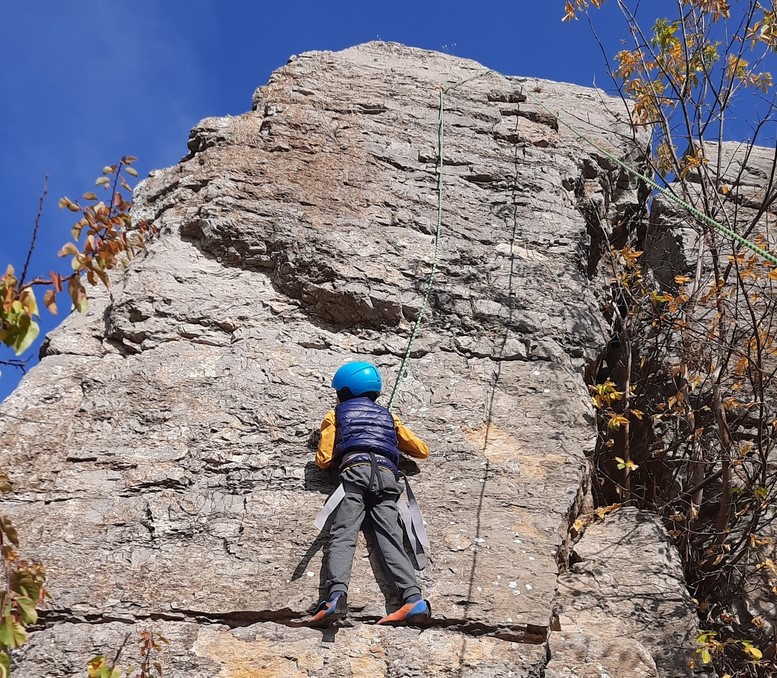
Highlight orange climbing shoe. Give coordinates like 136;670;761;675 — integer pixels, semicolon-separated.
308;592;348;627
377;598;431;625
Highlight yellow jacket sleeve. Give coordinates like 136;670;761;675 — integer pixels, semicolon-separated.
316;409;337;469
392;414;430;459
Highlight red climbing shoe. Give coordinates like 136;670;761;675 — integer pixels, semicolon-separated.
308;592;348;627
377;598;431;625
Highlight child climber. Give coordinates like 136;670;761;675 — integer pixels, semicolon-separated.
310;360;431;626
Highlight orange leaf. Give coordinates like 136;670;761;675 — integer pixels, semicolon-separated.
50;272;62;293
43;289;57;315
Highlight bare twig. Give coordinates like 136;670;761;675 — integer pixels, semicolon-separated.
19;175;48;287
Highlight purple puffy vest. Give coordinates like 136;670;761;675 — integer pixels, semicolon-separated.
333;397;400;470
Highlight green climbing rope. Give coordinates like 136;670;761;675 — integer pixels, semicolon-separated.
387;71;495;409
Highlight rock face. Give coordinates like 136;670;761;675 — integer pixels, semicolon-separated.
547;508;703;678
1;43;701;676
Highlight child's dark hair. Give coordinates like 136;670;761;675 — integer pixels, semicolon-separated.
337;388;379;402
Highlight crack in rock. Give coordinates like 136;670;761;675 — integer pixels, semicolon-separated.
39;608;547;644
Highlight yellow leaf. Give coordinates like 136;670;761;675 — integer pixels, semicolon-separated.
620;246;644;265
607;413;629;430
19;288;38;316
594;503;622;520
95;176;110;187
125;166;138;177
87;657;107;678
13;318;39;355
68;278;88;313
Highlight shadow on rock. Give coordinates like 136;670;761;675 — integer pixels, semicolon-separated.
304;460;338;494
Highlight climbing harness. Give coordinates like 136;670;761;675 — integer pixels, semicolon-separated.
395;473;430;568
314;483;347;531
313;472;430;569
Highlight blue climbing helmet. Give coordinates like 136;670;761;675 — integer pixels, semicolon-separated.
332;361;383;398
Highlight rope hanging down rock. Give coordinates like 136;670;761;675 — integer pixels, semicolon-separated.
387;71;495;409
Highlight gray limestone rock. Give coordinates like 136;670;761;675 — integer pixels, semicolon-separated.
0;42;699;676
547;508;707;678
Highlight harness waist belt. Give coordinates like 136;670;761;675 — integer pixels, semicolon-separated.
339;451;397;474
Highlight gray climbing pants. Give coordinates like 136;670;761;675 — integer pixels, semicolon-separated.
325;464;421;603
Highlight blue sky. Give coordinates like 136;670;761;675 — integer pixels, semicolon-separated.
0;0;718;401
